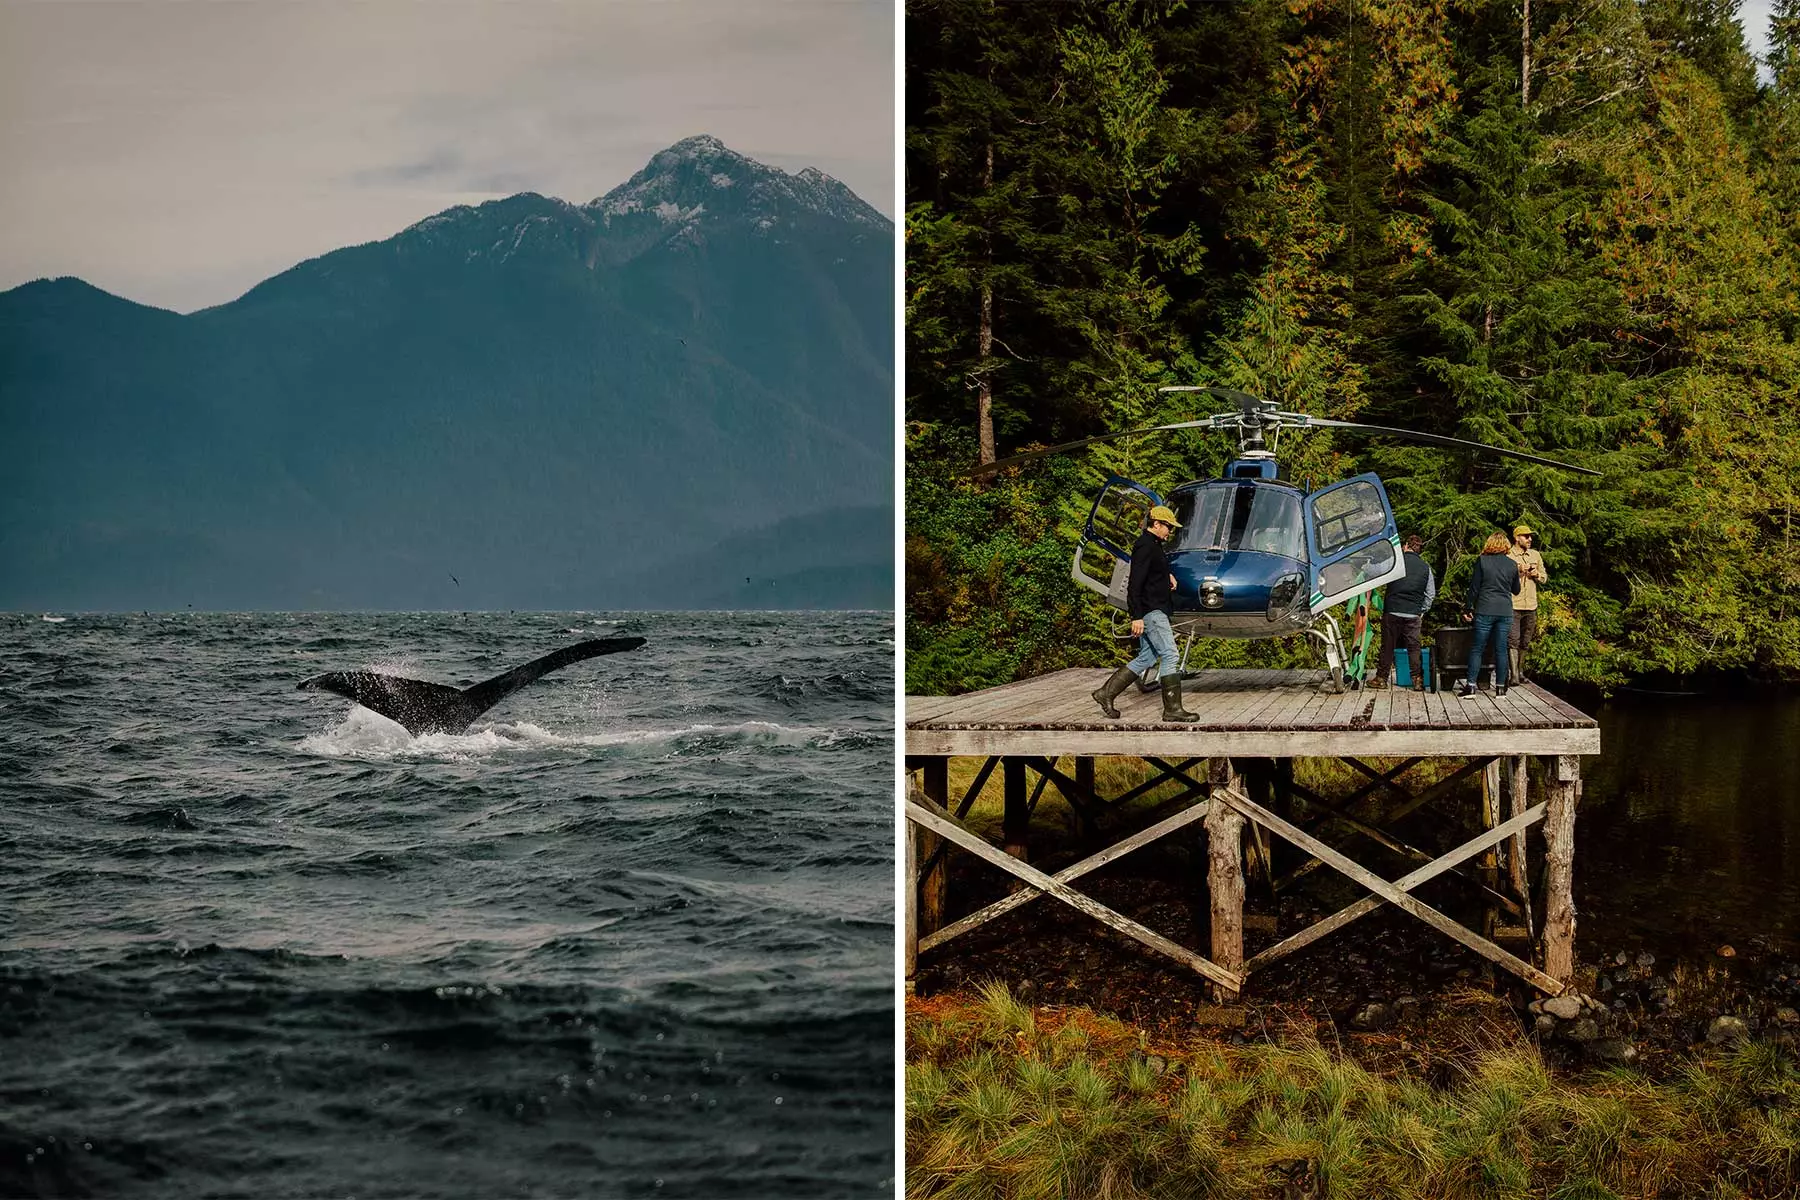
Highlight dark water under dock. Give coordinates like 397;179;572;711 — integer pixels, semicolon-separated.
1579;689;1800;958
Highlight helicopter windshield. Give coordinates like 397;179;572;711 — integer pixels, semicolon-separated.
1173;484;1305;558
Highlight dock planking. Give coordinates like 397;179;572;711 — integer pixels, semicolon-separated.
906;668;1599;759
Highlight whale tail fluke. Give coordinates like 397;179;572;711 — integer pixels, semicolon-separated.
459;637;647;717
298;636;647;736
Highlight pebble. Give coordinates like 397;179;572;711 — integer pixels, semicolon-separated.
1528;999;1544;1016
1635;951;1656;969
1544;995;1584;1020
1706;1016;1751;1046
1585;1038;1639;1065
1534;1014;1556;1033
1566;1017;1601;1043
1352;1002;1394;1031
1776;1008;1799;1026
1614;951;1630;967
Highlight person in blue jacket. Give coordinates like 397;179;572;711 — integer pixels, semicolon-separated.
1458;531;1521;698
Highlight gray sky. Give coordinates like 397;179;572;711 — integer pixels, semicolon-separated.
0;0;894;313
1743;0;1778;82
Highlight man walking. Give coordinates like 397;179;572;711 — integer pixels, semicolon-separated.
1371;534;1435;690
1092;505;1197;722
1508;524;1548;683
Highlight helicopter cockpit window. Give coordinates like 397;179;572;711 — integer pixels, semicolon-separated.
1227;486;1305;559
1172;487;1231;551
1311;481;1388;557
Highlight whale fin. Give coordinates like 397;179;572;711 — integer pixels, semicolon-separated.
299;636;646;736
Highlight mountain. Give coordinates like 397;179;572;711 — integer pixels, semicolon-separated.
0;135;893;610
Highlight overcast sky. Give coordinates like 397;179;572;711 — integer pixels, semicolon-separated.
0;0;894;314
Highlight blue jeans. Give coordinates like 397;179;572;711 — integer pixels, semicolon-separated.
1467;612;1513;687
1126;610;1181;680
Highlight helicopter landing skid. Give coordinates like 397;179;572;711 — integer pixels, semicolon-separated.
1304;617;1354;693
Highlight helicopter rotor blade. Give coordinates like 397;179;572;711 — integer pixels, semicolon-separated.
1157;386;1269;415
964;419;1217;477
1291;416;1601;476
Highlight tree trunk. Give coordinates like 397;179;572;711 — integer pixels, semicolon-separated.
977;140;996;466
1521;0;1533;106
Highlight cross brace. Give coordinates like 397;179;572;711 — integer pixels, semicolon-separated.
1214;786;1563;995
906;790;1242;991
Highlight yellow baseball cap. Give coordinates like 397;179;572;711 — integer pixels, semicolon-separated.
1513;524;1534;538
1148;505;1182;528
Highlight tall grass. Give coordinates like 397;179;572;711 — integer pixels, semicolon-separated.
906;986;1800;1199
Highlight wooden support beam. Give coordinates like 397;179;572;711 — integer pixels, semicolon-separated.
1509;755;1533;938
1002;757;1029;862
1481;759;1503;887
919;756;1000;884
1021;757;1110;833
1246;800;1548;972
905;810;919;988
920;797;1212;952
1205;758;1247;999
1275;757;1492;891
1024;767;1051;820
906;793;1242;991
1542;754;1582;984
1113;756;1205;806
1215;786;1564;995
1276;767;1521;915
918;758;948;935
1344;756;1425;800
956;756;999;819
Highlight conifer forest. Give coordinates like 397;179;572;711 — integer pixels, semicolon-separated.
906;0;1800;694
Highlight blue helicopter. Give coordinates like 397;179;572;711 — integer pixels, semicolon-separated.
980;387;1599;691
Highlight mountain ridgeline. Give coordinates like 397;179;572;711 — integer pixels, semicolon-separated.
0;136;893;610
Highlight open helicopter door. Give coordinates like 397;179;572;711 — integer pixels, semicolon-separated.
1303;474;1406;614
1071;476;1162;609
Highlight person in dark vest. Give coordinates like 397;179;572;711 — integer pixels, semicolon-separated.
1371;534;1435;690
1458;531;1521;698
1092;505;1198;722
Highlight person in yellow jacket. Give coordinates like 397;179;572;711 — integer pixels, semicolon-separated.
1508;524;1548;682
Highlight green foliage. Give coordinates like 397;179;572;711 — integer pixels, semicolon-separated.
907;0;1800;689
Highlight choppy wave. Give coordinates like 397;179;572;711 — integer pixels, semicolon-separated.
0;611;895;1197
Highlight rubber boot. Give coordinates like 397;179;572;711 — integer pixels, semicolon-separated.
1160;674;1198;722
1092;666;1137;719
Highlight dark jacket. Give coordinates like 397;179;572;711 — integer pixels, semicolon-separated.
1385;550;1437;617
1466;553;1521;617
1127;530;1175;620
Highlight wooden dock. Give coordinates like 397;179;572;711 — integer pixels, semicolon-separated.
905;667;1601;999
907;668;1600;757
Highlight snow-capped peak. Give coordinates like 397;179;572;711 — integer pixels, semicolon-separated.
588;135;888;233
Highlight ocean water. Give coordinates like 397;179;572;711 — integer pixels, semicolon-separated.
0;611;895;1198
